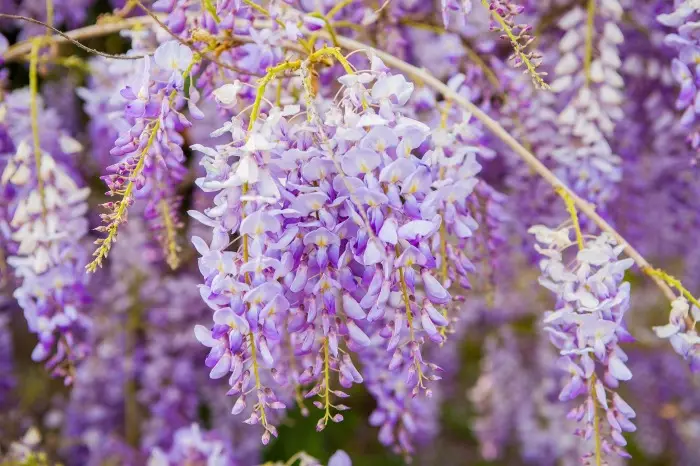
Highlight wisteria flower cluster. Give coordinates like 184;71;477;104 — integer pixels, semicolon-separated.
1;0;700;465
531;225;636;460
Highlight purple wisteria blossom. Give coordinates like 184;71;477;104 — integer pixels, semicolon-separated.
658;2;700;153
2;0;700;464
89;40;203;271
0;90;91;384
531;225;636;461
147;424;233;466
190;53;481;444
549;1;626;209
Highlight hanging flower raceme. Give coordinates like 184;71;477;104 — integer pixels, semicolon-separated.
1;0;699;462
657;2;700;154
482;0;548;88
549;1;626;209
88;41;204;272
0;94;91;384
471;318;591;465
530;225;636;461
190;49;480;445
360;342;440;458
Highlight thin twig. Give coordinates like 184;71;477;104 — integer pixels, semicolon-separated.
0;14;147;60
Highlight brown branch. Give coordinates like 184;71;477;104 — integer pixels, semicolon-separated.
324;32;677;303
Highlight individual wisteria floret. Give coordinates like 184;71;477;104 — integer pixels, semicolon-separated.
190;50;480;445
147;424;233;466
441;0;473;27
0;92;91;384
265;449;352;466
88;41;203;272
530;225;636;462
653;296;700;372
658;2;700;153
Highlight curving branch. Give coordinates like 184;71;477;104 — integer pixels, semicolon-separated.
1;14;677;303
325;34;677;303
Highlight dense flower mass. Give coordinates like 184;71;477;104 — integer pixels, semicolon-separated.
190;56;480;444
0;1;700;465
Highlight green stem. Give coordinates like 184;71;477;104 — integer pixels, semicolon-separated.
555;186;584;250
590;376;603;466
322;337;332;424
125;281;142;447
158;197;181;270
327;0;354;18
29;38;48;221
645;268;700;311
201;0;221;23
396;247;426;387
248;332;268;429
309;12;339;47
584;0;596;87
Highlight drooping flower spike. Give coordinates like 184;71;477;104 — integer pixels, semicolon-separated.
87;41;203;272
531;224;636;461
1;89;91;384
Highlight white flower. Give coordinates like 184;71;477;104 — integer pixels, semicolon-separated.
59;135;83;154
154;40;193;72
528;225;572;249
213;81;243;108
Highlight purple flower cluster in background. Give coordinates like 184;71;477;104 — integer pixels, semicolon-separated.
1;89;91;384
659;1;700;153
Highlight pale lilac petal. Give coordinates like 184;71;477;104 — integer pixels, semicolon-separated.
422;270;450;304
210;351;231;379
347;321;371;346
194;325;217;347
343;294;367;320
328;450;352;466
